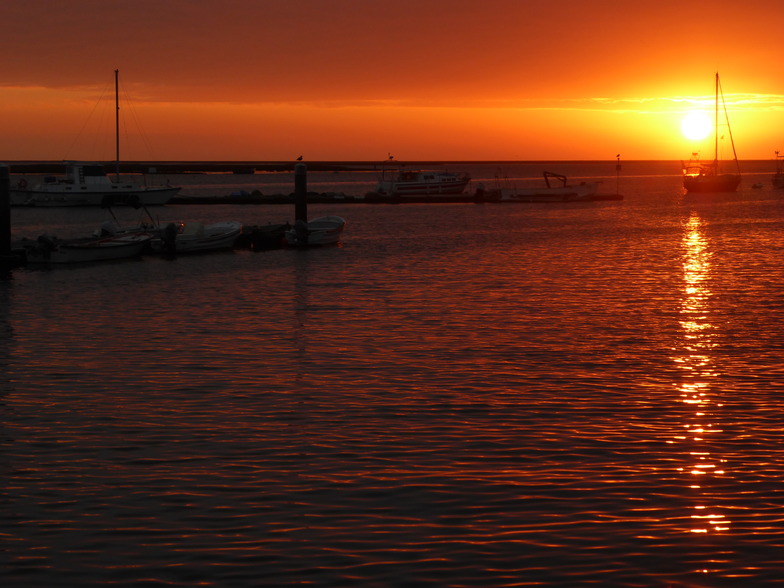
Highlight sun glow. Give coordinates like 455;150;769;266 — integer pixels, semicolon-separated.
681;111;713;141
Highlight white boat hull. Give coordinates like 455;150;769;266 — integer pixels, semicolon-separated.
285;216;346;246
17;186;179;207
23;234;151;264
500;182;599;202
150;221;242;253
376;169;470;197
378;179;470;197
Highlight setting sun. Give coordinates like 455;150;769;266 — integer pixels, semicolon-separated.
681;111;713;141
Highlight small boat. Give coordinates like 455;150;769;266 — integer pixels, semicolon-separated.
14;70;180;207
498;171;599;202
773;151;784;189
375;168;470;197
238;223;291;250
149;220;242;254
682;73;741;193
284;216;345;247
21;234;151;265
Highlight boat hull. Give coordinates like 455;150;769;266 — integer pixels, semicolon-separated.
239;223;289;250
23;234;151;264
150;221;242;253
376;169;470;197
683;174;741;193
378;179;471;197
499;182;599;202
18;186;180;207
285;216;346;247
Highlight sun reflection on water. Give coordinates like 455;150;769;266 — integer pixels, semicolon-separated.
672;212;730;534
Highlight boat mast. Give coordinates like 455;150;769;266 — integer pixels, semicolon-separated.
713;72;719;168
115;69;120;181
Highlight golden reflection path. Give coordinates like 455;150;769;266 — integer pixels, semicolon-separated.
669;212;730;535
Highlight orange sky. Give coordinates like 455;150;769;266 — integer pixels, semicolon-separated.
2;0;783;161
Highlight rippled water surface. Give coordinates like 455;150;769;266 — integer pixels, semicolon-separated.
3;163;784;586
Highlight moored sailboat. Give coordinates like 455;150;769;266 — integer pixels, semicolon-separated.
682;73;741;193
16;70;180;207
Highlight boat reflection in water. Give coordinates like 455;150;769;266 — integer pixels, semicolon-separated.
671;212;730;534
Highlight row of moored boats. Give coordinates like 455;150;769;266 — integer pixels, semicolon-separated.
16;214;346;265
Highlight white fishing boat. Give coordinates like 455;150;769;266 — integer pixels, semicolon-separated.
21;234;151;265
682;73;741;193
15;70;180;207
284;216;346;247
149;220;242;254
498;171;599;202
375;168;470;197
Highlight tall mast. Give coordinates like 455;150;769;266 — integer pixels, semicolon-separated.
115;69;120;181
714;72;719;167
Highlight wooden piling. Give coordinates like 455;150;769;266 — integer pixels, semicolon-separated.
0;165;24;268
1;165;11;256
294;163;307;224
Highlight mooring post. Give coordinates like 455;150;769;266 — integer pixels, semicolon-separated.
294;162;308;224
0;165;10;257
0;164;22;269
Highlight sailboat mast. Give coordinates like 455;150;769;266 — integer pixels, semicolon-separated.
115;69;120;181
714;72;719;167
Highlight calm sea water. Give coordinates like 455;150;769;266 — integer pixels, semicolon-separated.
3;162;784;586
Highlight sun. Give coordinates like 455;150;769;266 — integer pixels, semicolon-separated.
681;111;713;141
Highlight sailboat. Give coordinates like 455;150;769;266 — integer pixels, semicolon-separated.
17;70;181;207
682;73;741;193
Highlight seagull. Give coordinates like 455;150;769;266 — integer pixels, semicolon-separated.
297;155;303;161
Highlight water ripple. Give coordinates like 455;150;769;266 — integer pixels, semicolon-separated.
3;191;784;585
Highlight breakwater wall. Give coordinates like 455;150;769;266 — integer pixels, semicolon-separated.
4;161;456;175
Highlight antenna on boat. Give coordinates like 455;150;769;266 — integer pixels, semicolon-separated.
615;154;621;196
115;69;120;182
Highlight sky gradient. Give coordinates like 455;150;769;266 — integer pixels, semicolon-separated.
2;0;783;161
